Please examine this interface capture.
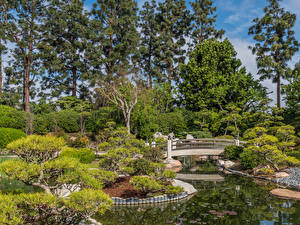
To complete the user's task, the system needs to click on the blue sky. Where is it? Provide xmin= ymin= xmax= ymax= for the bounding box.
xmin=85 ymin=0 xmax=300 ymax=103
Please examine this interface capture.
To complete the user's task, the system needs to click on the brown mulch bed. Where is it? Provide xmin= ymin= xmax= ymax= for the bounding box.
xmin=103 ymin=176 xmax=147 ymax=199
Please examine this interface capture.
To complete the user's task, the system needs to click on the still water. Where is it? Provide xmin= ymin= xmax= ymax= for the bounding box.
xmin=97 ymin=163 xmax=300 ymax=225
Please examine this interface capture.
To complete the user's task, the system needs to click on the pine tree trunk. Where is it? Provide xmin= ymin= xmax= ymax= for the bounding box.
xmin=24 ymin=58 xmax=31 ymax=112
xmin=277 ymin=75 xmax=281 ymax=108
xmin=72 ymin=67 xmax=77 ymax=97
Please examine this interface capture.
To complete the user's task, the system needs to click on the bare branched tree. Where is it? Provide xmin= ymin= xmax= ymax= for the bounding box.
xmin=98 ymin=81 xmax=138 ymax=134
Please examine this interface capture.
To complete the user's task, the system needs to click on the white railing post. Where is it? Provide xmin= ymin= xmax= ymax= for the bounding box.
xmin=167 ymin=134 xmax=172 ymax=159
xmin=151 ymin=137 xmax=156 ymax=147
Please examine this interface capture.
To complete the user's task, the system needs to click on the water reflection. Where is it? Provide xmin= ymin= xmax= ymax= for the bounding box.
xmin=97 ymin=175 xmax=300 ymax=225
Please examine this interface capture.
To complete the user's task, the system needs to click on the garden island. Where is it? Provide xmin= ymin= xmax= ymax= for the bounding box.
xmin=0 ymin=0 xmax=300 ymax=224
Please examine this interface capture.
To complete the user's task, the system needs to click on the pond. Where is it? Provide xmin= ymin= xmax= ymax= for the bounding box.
xmin=97 ymin=159 xmax=300 ymax=225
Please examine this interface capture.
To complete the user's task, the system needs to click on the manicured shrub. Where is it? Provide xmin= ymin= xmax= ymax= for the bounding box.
xmin=239 ymin=149 xmax=261 ymax=170
xmin=56 ymin=110 xmax=80 ymax=133
xmin=143 ymin=147 xmax=165 ymax=163
xmin=224 ymin=145 xmax=244 ymax=160
xmin=131 ymin=159 xmax=158 ymax=175
xmin=0 ymin=128 xmax=26 ymax=149
xmin=0 ymin=105 xmax=26 ymax=130
xmin=164 ymin=185 xmax=184 ymax=195
xmin=6 ymin=135 xmax=66 ymax=163
xmin=60 ymin=147 xmax=95 ymax=164
xmin=130 ymin=176 xmax=162 ymax=194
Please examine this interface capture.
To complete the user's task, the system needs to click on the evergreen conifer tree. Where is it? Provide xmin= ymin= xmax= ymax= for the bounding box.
xmin=249 ymin=0 xmax=299 ymax=108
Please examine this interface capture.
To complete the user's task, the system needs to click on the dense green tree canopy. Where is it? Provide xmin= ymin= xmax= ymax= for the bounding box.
xmin=179 ymin=39 xmax=267 ymax=112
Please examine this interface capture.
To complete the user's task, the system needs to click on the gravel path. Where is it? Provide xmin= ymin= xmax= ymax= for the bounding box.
xmin=275 ymin=167 xmax=300 ymax=190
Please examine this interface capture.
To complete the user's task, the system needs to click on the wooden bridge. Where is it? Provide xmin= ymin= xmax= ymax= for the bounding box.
xmin=153 ymin=138 xmax=245 ymax=159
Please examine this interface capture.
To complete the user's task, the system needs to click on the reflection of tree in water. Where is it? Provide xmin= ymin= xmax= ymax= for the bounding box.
xmin=96 ymin=200 xmax=187 ymax=225
xmin=97 ymin=176 xmax=300 ymax=225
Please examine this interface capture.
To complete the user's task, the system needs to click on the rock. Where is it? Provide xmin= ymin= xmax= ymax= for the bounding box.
xmin=164 ymin=158 xmax=182 ymax=173
xmin=55 ymin=184 xmax=81 ymax=197
xmin=186 ymin=134 xmax=194 ymax=140
xmin=189 ymin=166 xmax=199 ymax=172
xmin=275 ymin=172 xmax=290 ymax=178
xmin=194 ymin=155 xmax=208 ymax=162
xmin=173 ymin=179 xmax=197 ymax=195
xmin=270 ymin=188 xmax=300 ymax=200
xmin=217 ymin=160 xmax=235 ymax=168
xmin=153 ymin=132 xmax=168 ymax=139
xmin=132 ymin=154 xmax=143 ymax=160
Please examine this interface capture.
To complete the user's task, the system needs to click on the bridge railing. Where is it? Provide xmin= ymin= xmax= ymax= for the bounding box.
xmin=166 ymin=138 xmax=245 ymax=159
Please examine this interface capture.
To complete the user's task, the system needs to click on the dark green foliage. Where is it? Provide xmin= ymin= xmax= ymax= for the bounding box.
xmin=249 ymin=0 xmax=299 ymax=108
xmin=224 ymin=145 xmax=244 ymax=160
xmin=155 ymin=109 xmax=187 ymax=135
xmin=143 ymin=147 xmax=165 ymax=163
xmin=239 ymin=149 xmax=261 ymax=170
xmin=0 ymin=128 xmax=26 ymax=149
xmin=179 ymin=39 xmax=267 ymax=112
xmin=56 ymin=110 xmax=80 ymax=133
xmin=33 ymin=114 xmax=55 ymax=134
xmin=0 ymin=105 xmax=25 ymax=130
xmin=177 ymin=131 xmax=212 ymax=139
xmin=60 ymin=147 xmax=95 ymax=164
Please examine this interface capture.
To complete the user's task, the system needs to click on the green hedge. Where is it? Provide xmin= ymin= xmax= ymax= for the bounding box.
xmin=0 ymin=105 xmax=25 ymax=130
xmin=0 ymin=128 xmax=26 ymax=149
xmin=56 ymin=110 xmax=80 ymax=133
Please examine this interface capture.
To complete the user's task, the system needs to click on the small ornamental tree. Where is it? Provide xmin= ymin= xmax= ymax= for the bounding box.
xmin=244 ymin=127 xmax=299 ymax=171
xmin=0 ymin=135 xmax=113 ymax=224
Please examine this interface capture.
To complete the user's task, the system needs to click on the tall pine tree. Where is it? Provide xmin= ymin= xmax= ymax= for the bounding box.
xmin=89 ymin=0 xmax=140 ymax=83
xmin=155 ymin=0 xmax=190 ymax=85
xmin=1 ymin=0 xmax=46 ymax=112
xmin=139 ymin=0 xmax=160 ymax=88
xmin=40 ymin=0 xmax=90 ymax=98
xmin=249 ymin=0 xmax=299 ymax=108
xmin=189 ymin=0 xmax=224 ymax=49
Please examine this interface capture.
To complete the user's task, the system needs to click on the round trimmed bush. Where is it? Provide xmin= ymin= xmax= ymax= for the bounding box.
xmin=239 ymin=149 xmax=261 ymax=169
xmin=0 ymin=105 xmax=26 ymax=130
xmin=0 ymin=128 xmax=26 ymax=149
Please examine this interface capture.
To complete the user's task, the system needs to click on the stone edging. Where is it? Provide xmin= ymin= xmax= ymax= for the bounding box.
xmin=112 ymin=191 xmax=188 ymax=205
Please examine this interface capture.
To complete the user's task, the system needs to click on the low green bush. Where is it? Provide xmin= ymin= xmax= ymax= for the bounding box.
xmin=60 ymin=147 xmax=95 ymax=164
xmin=239 ymin=149 xmax=261 ymax=170
xmin=130 ymin=176 xmax=162 ymax=193
xmin=0 ymin=128 xmax=26 ymax=149
xmin=215 ymin=135 xmax=234 ymax=140
xmin=0 ymin=105 xmax=25 ymax=130
xmin=164 ymin=185 xmax=184 ymax=195
xmin=162 ymin=170 xmax=176 ymax=180
xmin=224 ymin=145 xmax=244 ymax=160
